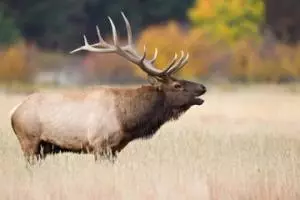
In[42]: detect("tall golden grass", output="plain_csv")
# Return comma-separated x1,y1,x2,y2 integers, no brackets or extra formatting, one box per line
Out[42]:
0,84,300,199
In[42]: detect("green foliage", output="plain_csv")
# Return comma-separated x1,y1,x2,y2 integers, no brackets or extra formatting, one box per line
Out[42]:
6,0,87,50
83,0,195,48
0,10,21,46
1,0,195,51
188,0,264,44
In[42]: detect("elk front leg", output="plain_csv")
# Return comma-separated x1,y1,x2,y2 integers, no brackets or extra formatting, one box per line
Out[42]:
93,146,115,162
111,137,131,156
91,134,121,163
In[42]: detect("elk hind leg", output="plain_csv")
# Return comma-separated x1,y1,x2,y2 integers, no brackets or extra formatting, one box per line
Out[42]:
19,137,41,165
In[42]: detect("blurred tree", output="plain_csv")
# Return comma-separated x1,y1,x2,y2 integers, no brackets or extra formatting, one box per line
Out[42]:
188,0,264,44
0,42,31,82
4,0,88,50
135,21,210,79
264,0,300,45
1,0,196,51
83,0,196,44
229,40,300,82
0,7,21,46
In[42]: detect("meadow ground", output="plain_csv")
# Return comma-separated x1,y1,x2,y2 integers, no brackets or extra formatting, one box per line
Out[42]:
0,84,300,200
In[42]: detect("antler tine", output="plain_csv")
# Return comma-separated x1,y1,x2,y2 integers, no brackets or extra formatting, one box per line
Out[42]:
161,53,179,74
70,12,189,78
167,51,190,75
108,16,119,47
139,45,147,63
108,13,167,76
70,35,90,54
121,12,133,47
70,34,117,54
91,25,111,48
70,16,123,54
174,52,190,73
117,12,176,76
121,11,173,75
149,48,158,64
165,50,184,73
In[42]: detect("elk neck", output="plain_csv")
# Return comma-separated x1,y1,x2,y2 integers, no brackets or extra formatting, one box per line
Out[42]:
113,85,189,140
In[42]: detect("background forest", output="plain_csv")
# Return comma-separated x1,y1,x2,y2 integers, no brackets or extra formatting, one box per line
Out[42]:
1,0,300,88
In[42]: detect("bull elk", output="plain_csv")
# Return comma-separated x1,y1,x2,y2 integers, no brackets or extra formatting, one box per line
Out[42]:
10,12,206,164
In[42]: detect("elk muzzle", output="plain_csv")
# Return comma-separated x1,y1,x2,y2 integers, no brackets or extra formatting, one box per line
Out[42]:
192,84,206,105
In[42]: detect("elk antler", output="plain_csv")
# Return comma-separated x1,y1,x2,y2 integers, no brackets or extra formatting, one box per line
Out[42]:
70,12,189,78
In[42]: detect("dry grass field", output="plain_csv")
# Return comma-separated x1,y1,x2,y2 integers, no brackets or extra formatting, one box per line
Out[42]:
0,84,300,200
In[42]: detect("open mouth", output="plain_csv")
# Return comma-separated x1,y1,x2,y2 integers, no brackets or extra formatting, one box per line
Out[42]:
193,95,204,105
192,88,206,105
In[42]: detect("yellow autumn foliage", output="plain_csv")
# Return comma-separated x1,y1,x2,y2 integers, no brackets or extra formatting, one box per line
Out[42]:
188,0,264,44
230,41,300,82
0,42,30,82
135,20,300,83
189,0,219,19
134,22,213,79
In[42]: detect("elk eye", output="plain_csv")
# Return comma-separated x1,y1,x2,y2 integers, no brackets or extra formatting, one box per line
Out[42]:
173,83,182,89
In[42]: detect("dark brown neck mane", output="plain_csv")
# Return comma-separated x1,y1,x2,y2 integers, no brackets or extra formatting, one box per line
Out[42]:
114,85,191,140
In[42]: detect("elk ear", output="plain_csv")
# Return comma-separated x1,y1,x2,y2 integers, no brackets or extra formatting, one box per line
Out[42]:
147,76,163,90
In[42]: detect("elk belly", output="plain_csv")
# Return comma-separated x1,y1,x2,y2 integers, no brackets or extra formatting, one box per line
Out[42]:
38,97,121,151
38,103,92,150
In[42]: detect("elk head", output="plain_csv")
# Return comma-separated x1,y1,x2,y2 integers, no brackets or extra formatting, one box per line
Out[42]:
70,12,206,108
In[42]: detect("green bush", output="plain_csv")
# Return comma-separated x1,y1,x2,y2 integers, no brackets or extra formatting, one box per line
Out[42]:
188,0,264,45
0,10,21,46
